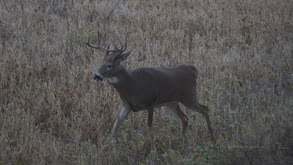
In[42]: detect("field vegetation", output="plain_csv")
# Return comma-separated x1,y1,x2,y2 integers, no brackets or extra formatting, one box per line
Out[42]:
0,0,293,164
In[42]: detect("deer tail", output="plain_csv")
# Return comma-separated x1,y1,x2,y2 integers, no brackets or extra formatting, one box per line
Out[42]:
190,66,198,79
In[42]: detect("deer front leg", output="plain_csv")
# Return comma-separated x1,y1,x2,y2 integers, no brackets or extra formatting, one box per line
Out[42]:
147,108,154,128
111,105,131,138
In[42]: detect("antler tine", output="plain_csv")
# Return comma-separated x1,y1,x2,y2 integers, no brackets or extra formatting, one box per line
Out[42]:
114,30,124,50
110,37,120,51
121,27,129,52
123,32,128,52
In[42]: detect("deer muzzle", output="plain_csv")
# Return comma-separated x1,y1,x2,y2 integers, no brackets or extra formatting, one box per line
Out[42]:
93,73,103,81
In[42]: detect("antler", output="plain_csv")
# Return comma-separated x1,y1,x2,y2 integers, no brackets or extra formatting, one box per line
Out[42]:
85,31,128,54
111,30,128,52
85,32,119,53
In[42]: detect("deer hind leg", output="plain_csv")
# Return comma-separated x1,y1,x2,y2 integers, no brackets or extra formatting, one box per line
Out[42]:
166,102,189,135
182,98,216,143
111,105,131,138
147,108,154,128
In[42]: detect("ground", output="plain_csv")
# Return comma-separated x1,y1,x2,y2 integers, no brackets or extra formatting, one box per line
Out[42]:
0,0,293,164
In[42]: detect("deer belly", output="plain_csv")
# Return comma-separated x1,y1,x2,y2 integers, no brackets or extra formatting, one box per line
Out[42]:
129,104,148,112
127,96,156,112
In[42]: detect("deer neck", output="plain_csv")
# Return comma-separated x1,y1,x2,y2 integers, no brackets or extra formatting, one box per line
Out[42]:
110,66,133,94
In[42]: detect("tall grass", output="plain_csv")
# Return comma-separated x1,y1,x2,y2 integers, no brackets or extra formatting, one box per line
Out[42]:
0,0,292,164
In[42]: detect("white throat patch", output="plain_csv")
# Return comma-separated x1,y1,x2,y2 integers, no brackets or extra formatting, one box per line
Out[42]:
110,76,119,83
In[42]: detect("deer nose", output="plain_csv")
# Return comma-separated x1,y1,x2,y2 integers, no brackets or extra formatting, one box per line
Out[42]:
93,73,103,81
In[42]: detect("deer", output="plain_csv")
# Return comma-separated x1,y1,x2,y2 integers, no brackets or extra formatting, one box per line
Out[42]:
86,32,216,143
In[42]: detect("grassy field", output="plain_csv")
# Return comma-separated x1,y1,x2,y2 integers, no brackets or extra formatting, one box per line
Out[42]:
0,0,293,164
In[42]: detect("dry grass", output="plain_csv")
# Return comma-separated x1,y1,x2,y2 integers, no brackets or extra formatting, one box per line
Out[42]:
0,0,293,164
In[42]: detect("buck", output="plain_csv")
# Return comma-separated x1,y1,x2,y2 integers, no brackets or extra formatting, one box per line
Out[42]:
86,33,216,142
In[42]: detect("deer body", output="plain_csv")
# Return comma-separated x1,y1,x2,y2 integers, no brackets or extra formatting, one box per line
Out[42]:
111,65,197,112
86,33,215,142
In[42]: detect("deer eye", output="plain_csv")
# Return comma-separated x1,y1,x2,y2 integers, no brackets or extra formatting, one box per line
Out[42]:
107,64,112,69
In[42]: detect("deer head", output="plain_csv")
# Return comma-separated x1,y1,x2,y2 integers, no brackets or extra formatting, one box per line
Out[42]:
86,32,131,81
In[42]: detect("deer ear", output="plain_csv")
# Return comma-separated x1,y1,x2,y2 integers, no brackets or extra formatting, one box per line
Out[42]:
117,50,131,62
